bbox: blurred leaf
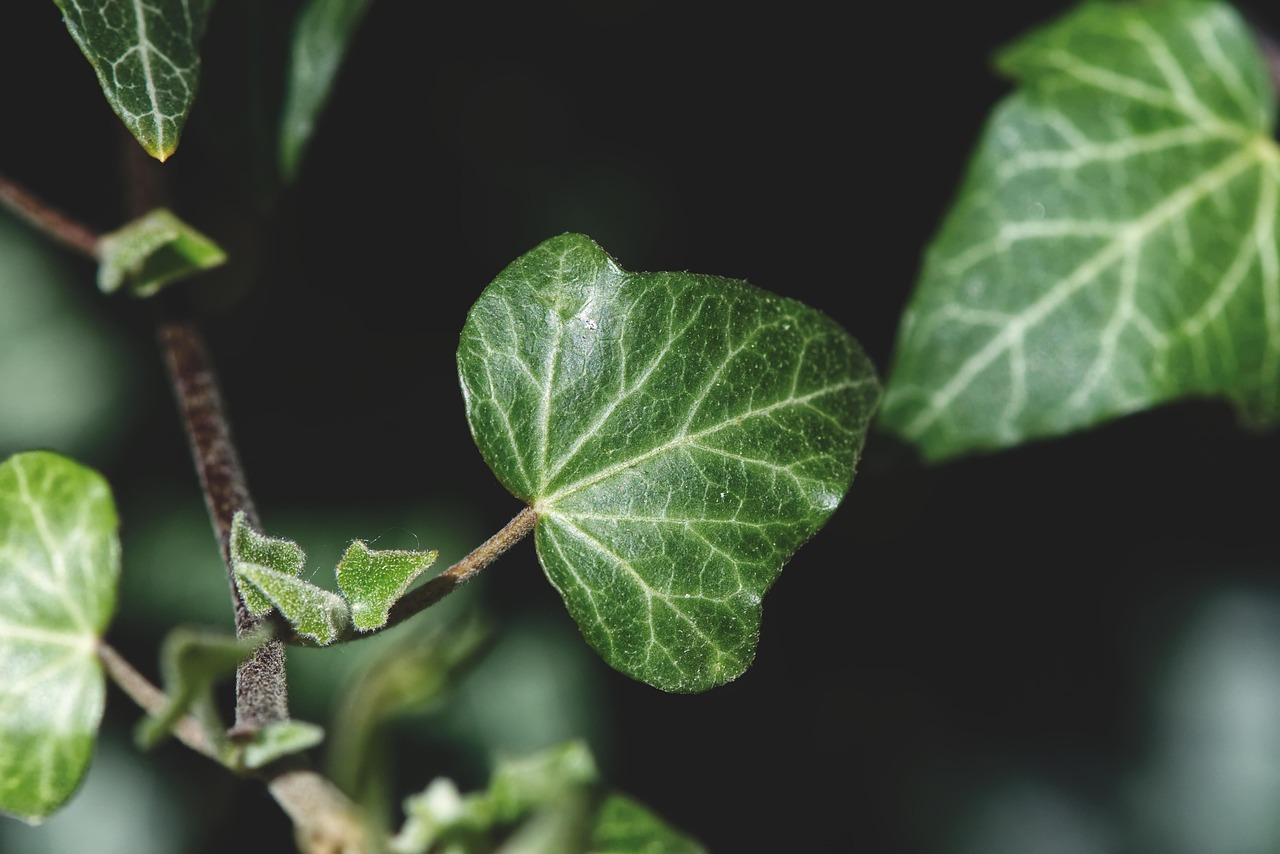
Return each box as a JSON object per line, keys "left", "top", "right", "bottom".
{"left": 237, "top": 720, "right": 325, "bottom": 770}
{"left": 135, "top": 626, "right": 263, "bottom": 751}
{"left": 390, "top": 741, "right": 705, "bottom": 854}
{"left": 279, "top": 0, "right": 376, "bottom": 182}
{"left": 52, "top": 0, "right": 215, "bottom": 160}
{"left": 0, "top": 451, "right": 119, "bottom": 822}
{"left": 880, "top": 0, "right": 1280, "bottom": 460}
{"left": 336, "top": 540, "right": 438, "bottom": 632}
{"left": 97, "top": 209, "right": 227, "bottom": 297}
{"left": 458, "top": 233, "right": 879, "bottom": 692}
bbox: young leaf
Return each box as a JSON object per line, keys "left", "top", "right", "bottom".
{"left": 279, "top": 0, "right": 377, "bottom": 183}
{"left": 234, "top": 562, "right": 350, "bottom": 645}
{"left": 0, "top": 451, "right": 119, "bottom": 823}
{"left": 880, "top": 0, "right": 1280, "bottom": 461}
{"left": 235, "top": 720, "right": 325, "bottom": 770}
{"left": 97, "top": 208, "right": 227, "bottom": 297}
{"left": 336, "top": 541, "right": 438, "bottom": 631}
{"left": 135, "top": 626, "right": 265, "bottom": 751}
{"left": 230, "top": 510, "right": 306, "bottom": 616}
{"left": 53, "top": 0, "right": 215, "bottom": 161}
{"left": 458, "top": 234, "right": 880, "bottom": 692}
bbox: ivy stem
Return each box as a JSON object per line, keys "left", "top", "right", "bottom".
{"left": 96, "top": 641, "right": 218, "bottom": 759}
{"left": 0, "top": 171, "right": 100, "bottom": 258}
{"left": 379, "top": 504, "right": 539, "bottom": 633}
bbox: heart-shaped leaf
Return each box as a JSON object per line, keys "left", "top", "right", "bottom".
{"left": 53, "top": 0, "right": 215, "bottom": 161}
{"left": 879, "top": 0, "right": 1280, "bottom": 460}
{"left": 336, "top": 541, "right": 438, "bottom": 632}
{"left": 458, "top": 234, "right": 879, "bottom": 692}
{"left": 0, "top": 451, "right": 120, "bottom": 822}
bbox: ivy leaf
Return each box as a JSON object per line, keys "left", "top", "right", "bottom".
{"left": 230, "top": 510, "right": 305, "bottom": 616}
{"left": 279, "top": 0, "right": 376, "bottom": 183}
{"left": 458, "top": 234, "right": 879, "bottom": 692}
{"left": 234, "top": 562, "right": 350, "bottom": 645}
{"left": 0, "top": 451, "right": 119, "bottom": 823}
{"left": 53, "top": 0, "right": 215, "bottom": 161}
{"left": 236, "top": 720, "right": 325, "bottom": 770}
{"left": 336, "top": 541, "right": 438, "bottom": 632}
{"left": 880, "top": 0, "right": 1280, "bottom": 461}
{"left": 97, "top": 209, "right": 227, "bottom": 297}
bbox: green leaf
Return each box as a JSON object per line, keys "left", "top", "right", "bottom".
{"left": 97, "top": 209, "right": 227, "bottom": 297}
{"left": 458, "top": 234, "right": 879, "bottom": 692}
{"left": 234, "top": 562, "right": 350, "bottom": 645}
{"left": 279, "top": 0, "right": 377, "bottom": 183}
{"left": 135, "top": 626, "right": 264, "bottom": 751}
{"left": 336, "top": 540, "right": 438, "bottom": 631}
{"left": 0, "top": 451, "right": 119, "bottom": 823}
{"left": 236, "top": 720, "right": 325, "bottom": 770}
{"left": 879, "top": 0, "right": 1280, "bottom": 461}
{"left": 230, "top": 510, "right": 306, "bottom": 616}
{"left": 590, "top": 794, "right": 706, "bottom": 854}
{"left": 53, "top": 0, "right": 215, "bottom": 161}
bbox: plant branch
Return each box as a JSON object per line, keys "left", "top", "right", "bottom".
{"left": 96, "top": 641, "right": 219, "bottom": 760}
{"left": 380, "top": 504, "right": 538, "bottom": 634}
{"left": 0, "top": 170, "right": 100, "bottom": 258}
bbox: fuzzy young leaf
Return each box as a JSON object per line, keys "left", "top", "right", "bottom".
{"left": 0, "top": 452, "right": 119, "bottom": 822}
{"left": 97, "top": 209, "right": 226, "bottom": 297}
{"left": 230, "top": 511, "right": 306, "bottom": 615}
{"left": 458, "top": 234, "right": 879, "bottom": 692}
{"left": 880, "top": 0, "right": 1280, "bottom": 460}
{"left": 236, "top": 720, "right": 325, "bottom": 770}
{"left": 336, "top": 541, "right": 438, "bottom": 631}
{"left": 234, "top": 562, "right": 350, "bottom": 645}
{"left": 279, "top": 0, "right": 376, "bottom": 183}
{"left": 53, "top": 0, "right": 214, "bottom": 161}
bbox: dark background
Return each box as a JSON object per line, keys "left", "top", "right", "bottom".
{"left": 6, "top": 2, "right": 1280, "bottom": 852}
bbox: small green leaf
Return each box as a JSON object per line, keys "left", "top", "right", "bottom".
{"left": 135, "top": 626, "right": 264, "bottom": 751}
{"left": 53, "top": 0, "right": 215, "bottom": 161}
{"left": 97, "top": 209, "right": 227, "bottom": 297}
{"left": 591, "top": 793, "right": 707, "bottom": 854}
{"left": 279, "top": 0, "right": 377, "bottom": 183}
{"left": 0, "top": 451, "right": 119, "bottom": 822}
{"left": 234, "top": 562, "right": 350, "bottom": 645}
{"left": 458, "top": 234, "right": 879, "bottom": 692}
{"left": 880, "top": 0, "right": 1280, "bottom": 460}
{"left": 230, "top": 511, "right": 306, "bottom": 616}
{"left": 336, "top": 541, "right": 438, "bottom": 631}
{"left": 236, "top": 720, "right": 325, "bottom": 770}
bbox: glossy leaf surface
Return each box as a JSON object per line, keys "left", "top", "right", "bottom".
{"left": 0, "top": 452, "right": 119, "bottom": 822}
{"left": 880, "top": 0, "right": 1280, "bottom": 460}
{"left": 53, "top": 0, "right": 214, "bottom": 160}
{"left": 459, "top": 234, "right": 879, "bottom": 691}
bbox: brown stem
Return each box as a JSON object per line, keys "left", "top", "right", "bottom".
{"left": 380, "top": 505, "right": 539, "bottom": 633}
{"left": 97, "top": 641, "right": 219, "bottom": 760}
{"left": 0, "top": 170, "right": 100, "bottom": 258}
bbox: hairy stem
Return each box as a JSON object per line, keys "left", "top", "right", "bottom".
{"left": 97, "top": 641, "right": 218, "bottom": 759}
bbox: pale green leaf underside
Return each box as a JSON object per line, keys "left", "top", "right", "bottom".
{"left": 238, "top": 720, "right": 325, "bottom": 770}
{"left": 230, "top": 511, "right": 305, "bottom": 616}
{"left": 279, "top": 0, "right": 376, "bottom": 183}
{"left": 879, "top": 0, "right": 1280, "bottom": 460}
{"left": 0, "top": 451, "right": 119, "bottom": 822}
{"left": 235, "top": 563, "right": 349, "bottom": 645}
{"left": 459, "top": 234, "right": 880, "bottom": 692}
{"left": 336, "top": 541, "right": 438, "bottom": 631}
{"left": 97, "top": 208, "right": 226, "bottom": 297}
{"left": 53, "top": 0, "right": 214, "bottom": 161}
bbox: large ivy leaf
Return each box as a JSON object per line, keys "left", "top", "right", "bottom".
{"left": 53, "top": 0, "right": 215, "bottom": 161}
{"left": 0, "top": 452, "right": 119, "bottom": 822}
{"left": 458, "top": 234, "right": 879, "bottom": 692}
{"left": 879, "top": 0, "right": 1280, "bottom": 461}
